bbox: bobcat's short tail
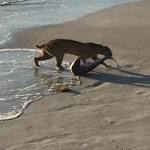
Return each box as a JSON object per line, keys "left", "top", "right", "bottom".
{"left": 36, "top": 44, "right": 54, "bottom": 57}
{"left": 36, "top": 44, "right": 45, "bottom": 49}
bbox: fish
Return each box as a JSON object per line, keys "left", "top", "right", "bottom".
{"left": 70, "top": 57, "right": 107, "bottom": 76}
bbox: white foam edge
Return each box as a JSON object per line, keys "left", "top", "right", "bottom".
{"left": 0, "top": 48, "right": 42, "bottom": 54}
{"left": 0, "top": 48, "right": 38, "bottom": 51}
{"left": 0, "top": 96, "right": 43, "bottom": 121}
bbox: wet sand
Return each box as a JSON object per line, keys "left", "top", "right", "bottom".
{"left": 0, "top": 0, "right": 150, "bottom": 149}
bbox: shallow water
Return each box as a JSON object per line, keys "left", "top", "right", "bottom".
{"left": 0, "top": 49, "right": 77, "bottom": 120}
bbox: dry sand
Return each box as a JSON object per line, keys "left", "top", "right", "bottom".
{"left": 0, "top": 0, "right": 150, "bottom": 149}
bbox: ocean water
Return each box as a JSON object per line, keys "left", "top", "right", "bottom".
{"left": 0, "top": 49, "right": 77, "bottom": 120}
{"left": 0, "top": 0, "right": 139, "bottom": 120}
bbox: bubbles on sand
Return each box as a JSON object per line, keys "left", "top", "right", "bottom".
{"left": 0, "top": 49, "right": 77, "bottom": 120}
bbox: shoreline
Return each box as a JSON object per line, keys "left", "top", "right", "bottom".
{"left": 1, "top": 0, "right": 150, "bottom": 149}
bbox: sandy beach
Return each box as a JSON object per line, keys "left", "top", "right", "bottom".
{"left": 0, "top": 0, "right": 150, "bottom": 149}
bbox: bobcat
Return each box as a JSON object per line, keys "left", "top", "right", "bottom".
{"left": 35, "top": 39, "right": 112, "bottom": 69}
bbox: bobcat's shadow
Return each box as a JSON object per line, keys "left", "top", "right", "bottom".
{"left": 84, "top": 68, "right": 150, "bottom": 88}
